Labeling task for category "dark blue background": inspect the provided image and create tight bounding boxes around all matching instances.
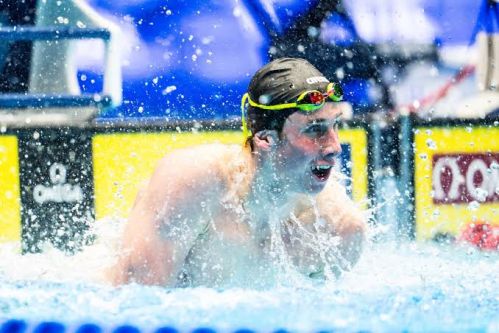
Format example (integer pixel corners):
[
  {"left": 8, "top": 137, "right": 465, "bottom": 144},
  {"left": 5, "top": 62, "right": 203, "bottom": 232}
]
[{"left": 77, "top": 0, "right": 481, "bottom": 121}]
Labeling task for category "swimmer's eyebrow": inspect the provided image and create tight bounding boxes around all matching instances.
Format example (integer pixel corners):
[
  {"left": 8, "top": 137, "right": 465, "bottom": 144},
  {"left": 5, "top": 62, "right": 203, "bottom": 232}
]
[{"left": 307, "top": 112, "right": 343, "bottom": 125}]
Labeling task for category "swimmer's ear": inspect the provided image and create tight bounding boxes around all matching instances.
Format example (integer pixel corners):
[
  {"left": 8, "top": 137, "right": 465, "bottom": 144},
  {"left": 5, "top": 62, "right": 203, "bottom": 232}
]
[{"left": 253, "top": 130, "right": 279, "bottom": 151}]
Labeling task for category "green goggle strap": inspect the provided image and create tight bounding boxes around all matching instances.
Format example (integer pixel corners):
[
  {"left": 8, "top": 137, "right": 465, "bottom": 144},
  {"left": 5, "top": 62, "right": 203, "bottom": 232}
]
[
  {"left": 241, "top": 93, "right": 250, "bottom": 141},
  {"left": 247, "top": 95, "right": 299, "bottom": 111},
  {"left": 241, "top": 93, "right": 296, "bottom": 141}
]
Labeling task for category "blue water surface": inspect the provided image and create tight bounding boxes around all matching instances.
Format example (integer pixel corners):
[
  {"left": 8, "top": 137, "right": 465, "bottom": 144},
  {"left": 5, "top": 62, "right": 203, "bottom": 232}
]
[{"left": 0, "top": 241, "right": 497, "bottom": 332}]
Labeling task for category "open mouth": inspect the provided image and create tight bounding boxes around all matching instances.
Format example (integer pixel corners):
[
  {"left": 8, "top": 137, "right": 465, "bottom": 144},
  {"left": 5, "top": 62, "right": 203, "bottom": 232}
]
[{"left": 311, "top": 164, "right": 332, "bottom": 182}]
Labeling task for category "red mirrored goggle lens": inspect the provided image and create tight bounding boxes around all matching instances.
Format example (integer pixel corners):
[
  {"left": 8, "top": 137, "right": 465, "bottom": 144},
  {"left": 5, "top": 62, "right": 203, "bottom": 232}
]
[
  {"left": 298, "top": 91, "right": 326, "bottom": 106},
  {"left": 297, "top": 83, "right": 343, "bottom": 107},
  {"left": 308, "top": 91, "right": 325, "bottom": 105}
]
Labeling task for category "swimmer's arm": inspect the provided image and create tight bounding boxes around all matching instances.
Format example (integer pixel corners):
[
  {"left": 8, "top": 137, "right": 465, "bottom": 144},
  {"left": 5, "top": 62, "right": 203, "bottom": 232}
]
[
  {"left": 291, "top": 177, "right": 366, "bottom": 276},
  {"left": 315, "top": 177, "right": 366, "bottom": 269},
  {"left": 112, "top": 151, "right": 223, "bottom": 286}
]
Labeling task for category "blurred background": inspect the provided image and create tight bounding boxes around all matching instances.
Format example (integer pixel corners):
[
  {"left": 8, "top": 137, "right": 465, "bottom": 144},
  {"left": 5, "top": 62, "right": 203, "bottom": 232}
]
[{"left": 0, "top": 0, "right": 489, "bottom": 121}]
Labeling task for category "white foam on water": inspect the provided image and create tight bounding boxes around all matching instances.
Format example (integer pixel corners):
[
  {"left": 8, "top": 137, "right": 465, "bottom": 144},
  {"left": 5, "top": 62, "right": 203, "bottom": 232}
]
[
  {"left": 0, "top": 216, "right": 497, "bottom": 291},
  {"left": 0, "top": 217, "right": 497, "bottom": 331},
  {"left": 0, "top": 217, "right": 126, "bottom": 285}
]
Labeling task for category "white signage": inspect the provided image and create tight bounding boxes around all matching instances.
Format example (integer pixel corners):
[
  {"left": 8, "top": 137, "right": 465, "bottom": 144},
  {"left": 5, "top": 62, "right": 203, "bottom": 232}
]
[
  {"left": 432, "top": 155, "right": 499, "bottom": 203},
  {"left": 33, "top": 163, "right": 84, "bottom": 204}
]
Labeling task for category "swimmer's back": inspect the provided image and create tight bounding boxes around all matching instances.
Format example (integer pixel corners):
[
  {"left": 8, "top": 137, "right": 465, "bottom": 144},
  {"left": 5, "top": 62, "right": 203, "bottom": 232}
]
[
  {"left": 155, "top": 143, "right": 253, "bottom": 194},
  {"left": 112, "top": 143, "right": 252, "bottom": 285}
]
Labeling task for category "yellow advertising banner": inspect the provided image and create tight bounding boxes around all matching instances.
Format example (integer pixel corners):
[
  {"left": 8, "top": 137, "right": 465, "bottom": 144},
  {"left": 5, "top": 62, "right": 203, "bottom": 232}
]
[
  {"left": 0, "top": 136, "right": 21, "bottom": 242},
  {"left": 338, "top": 128, "right": 369, "bottom": 207},
  {"left": 414, "top": 126, "right": 499, "bottom": 241},
  {"left": 92, "top": 128, "right": 368, "bottom": 219},
  {"left": 92, "top": 131, "right": 244, "bottom": 219}
]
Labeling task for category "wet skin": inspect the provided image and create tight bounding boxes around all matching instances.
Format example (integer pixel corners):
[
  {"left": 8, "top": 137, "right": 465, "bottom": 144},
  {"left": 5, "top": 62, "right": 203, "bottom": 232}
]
[
  {"left": 110, "top": 103, "right": 366, "bottom": 287},
  {"left": 274, "top": 103, "right": 343, "bottom": 194}
]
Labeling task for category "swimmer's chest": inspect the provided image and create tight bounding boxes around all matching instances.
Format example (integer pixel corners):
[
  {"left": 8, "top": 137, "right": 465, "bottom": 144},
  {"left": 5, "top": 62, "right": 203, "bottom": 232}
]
[{"left": 180, "top": 210, "right": 274, "bottom": 287}]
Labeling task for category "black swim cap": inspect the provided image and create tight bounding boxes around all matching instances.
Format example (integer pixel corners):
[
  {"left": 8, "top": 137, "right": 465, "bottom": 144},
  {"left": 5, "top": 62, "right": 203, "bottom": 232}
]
[{"left": 246, "top": 58, "right": 331, "bottom": 140}]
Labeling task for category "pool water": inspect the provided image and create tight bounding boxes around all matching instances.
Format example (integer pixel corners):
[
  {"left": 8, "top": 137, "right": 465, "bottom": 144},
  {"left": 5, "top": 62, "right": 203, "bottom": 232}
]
[{"left": 0, "top": 219, "right": 497, "bottom": 332}]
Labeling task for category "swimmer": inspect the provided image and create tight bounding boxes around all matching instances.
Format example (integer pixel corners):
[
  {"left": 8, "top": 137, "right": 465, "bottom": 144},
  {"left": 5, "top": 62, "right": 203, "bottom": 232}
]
[{"left": 110, "top": 58, "right": 366, "bottom": 287}]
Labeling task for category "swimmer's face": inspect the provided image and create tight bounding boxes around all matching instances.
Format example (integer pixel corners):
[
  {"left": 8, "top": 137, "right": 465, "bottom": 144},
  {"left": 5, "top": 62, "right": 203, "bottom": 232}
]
[{"left": 276, "top": 103, "right": 343, "bottom": 194}]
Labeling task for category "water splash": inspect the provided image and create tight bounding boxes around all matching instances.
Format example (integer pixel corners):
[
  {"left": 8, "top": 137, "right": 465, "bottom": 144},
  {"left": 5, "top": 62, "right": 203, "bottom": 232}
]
[
  {"left": 0, "top": 217, "right": 125, "bottom": 285},
  {"left": 0, "top": 189, "right": 497, "bottom": 331},
  {"left": 0, "top": 237, "right": 497, "bottom": 331}
]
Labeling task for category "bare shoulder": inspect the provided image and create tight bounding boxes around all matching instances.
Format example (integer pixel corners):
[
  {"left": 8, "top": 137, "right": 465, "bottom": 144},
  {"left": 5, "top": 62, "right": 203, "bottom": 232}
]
[
  {"left": 316, "top": 171, "right": 367, "bottom": 230},
  {"left": 155, "top": 143, "right": 243, "bottom": 181},
  {"left": 317, "top": 171, "right": 350, "bottom": 201},
  {"left": 145, "top": 143, "right": 250, "bottom": 204},
  {"left": 289, "top": 171, "right": 366, "bottom": 273},
  {"left": 292, "top": 171, "right": 365, "bottom": 221},
  {"left": 159, "top": 143, "right": 239, "bottom": 167}
]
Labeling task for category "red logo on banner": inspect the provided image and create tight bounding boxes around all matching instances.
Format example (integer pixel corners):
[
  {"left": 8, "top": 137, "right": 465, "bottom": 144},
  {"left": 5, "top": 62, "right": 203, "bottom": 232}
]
[{"left": 432, "top": 153, "right": 499, "bottom": 204}]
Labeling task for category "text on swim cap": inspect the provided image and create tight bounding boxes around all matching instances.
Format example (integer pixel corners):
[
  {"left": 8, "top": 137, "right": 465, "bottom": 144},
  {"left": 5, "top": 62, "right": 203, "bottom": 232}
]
[{"left": 306, "top": 76, "right": 329, "bottom": 84}]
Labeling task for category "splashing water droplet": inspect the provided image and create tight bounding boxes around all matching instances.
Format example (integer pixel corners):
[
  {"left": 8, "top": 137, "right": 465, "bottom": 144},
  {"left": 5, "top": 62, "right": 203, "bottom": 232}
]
[
  {"left": 162, "top": 86, "right": 177, "bottom": 95},
  {"left": 259, "top": 94, "right": 271, "bottom": 104},
  {"left": 467, "top": 201, "right": 480, "bottom": 211},
  {"left": 425, "top": 139, "right": 437, "bottom": 150}
]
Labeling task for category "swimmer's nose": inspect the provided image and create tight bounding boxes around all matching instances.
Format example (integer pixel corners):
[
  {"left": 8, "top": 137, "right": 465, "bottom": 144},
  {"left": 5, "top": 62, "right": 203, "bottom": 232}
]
[
  {"left": 322, "top": 151, "right": 340, "bottom": 163},
  {"left": 321, "top": 128, "right": 342, "bottom": 161}
]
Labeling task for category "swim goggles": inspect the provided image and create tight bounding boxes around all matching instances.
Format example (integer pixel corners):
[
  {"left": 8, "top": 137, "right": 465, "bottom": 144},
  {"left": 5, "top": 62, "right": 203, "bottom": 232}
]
[{"left": 241, "top": 82, "right": 343, "bottom": 139}]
